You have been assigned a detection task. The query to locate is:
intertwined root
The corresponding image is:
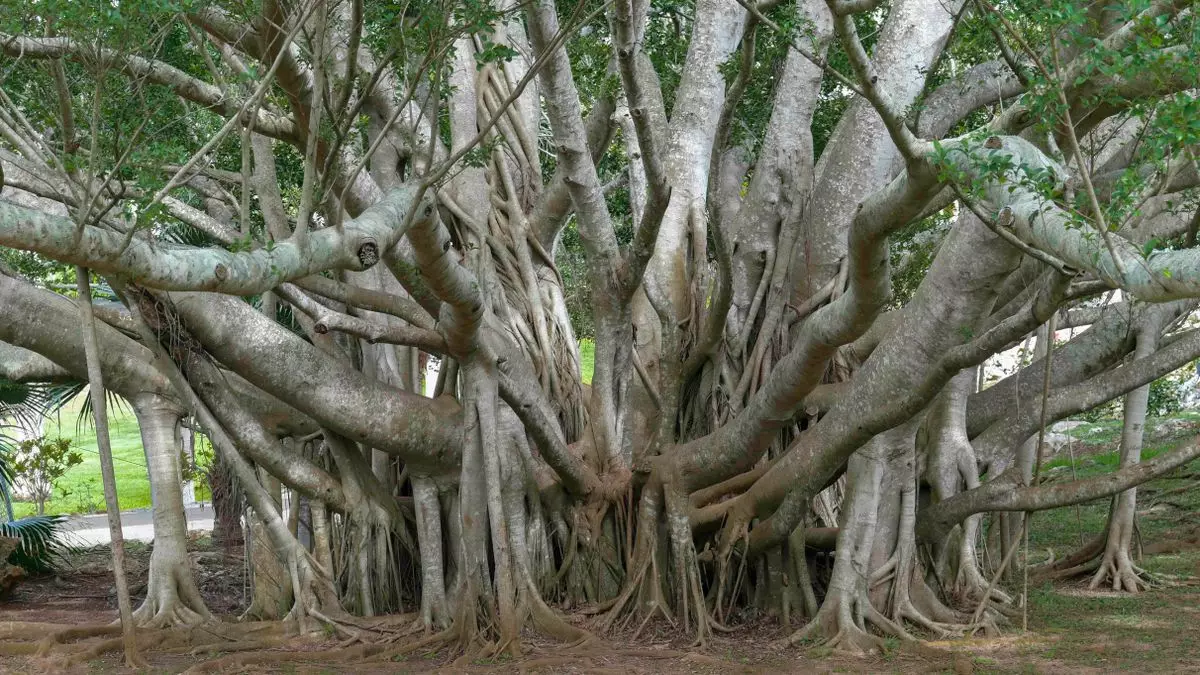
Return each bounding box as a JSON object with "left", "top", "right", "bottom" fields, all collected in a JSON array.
[
  {"left": 781, "top": 587, "right": 895, "bottom": 655},
  {"left": 1089, "top": 545, "right": 1157, "bottom": 593},
  {"left": 0, "top": 617, "right": 455, "bottom": 673},
  {"left": 132, "top": 572, "right": 215, "bottom": 629}
]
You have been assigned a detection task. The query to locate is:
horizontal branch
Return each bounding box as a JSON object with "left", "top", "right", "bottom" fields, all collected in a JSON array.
[
  {"left": 0, "top": 341, "right": 74, "bottom": 382},
  {"left": 0, "top": 184, "right": 431, "bottom": 295},
  {"left": 920, "top": 326, "right": 1200, "bottom": 542},
  {"left": 290, "top": 274, "right": 436, "bottom": 331}
]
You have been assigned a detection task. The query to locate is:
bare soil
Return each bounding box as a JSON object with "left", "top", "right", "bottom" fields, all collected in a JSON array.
[{"left": 1, "top": 537, "right": 1198, "bottom": 673}]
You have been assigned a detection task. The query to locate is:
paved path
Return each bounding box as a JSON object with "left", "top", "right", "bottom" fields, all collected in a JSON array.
[{"left": 60, "top": 505, "right": 215, "bottom": 547}]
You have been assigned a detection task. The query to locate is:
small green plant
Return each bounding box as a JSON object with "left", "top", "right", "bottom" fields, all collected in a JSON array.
[
  {"left": 10, "top": 436, "right": 83, "bottom": 516},
  {"left": 70, "top": 478, "right": 103, "bottom": 515}
]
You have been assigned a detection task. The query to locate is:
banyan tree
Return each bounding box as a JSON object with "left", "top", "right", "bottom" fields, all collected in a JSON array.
[{"left": 1, "top": 0, "right": 1199, "bottom": 663}]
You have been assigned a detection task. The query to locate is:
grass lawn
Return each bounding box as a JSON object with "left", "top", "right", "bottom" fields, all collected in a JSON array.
[
  {"left": 579, "top": 339, "right": 595, "bottom": 385},
  {"left": 968, "top": 412, "right": 1200, "bottom": 672},
  {"left": 9, "top": 394, "right": 152, "bottom": 518}
]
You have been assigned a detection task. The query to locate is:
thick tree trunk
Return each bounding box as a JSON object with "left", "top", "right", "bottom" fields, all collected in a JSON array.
[
  {"left": 242, "top": 471, "right": 293, "bottom": 620},
  {"left": 131, "top": 393, "right": 213, "bottom": 627},
  {"left": 1091, "top": 328, "right": 1156, "bottom": 592}
]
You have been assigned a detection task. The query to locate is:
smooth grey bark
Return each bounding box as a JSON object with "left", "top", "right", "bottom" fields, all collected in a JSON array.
[
  {"left": 0, "top": 342, "right": 73, "bottom": 382},
  {"left": 924, "top": 370, "right": 1008, "bottom": 605},
  {"left": 0, "top": 272, "right": 173, "bottom": 399},
  {"left": 130, "top": 393, "right": 213, "bottom": 627},
  {"left": 413, "top": 475, "right": 450, "bottom": 629},
  {"left": 243, "top": 472, "right": 293, "bottom": 621},
  {"left": 0, "top": 185, "right": 427, "bottom": 295},
  {"left": 1090, "top": 325, "right": 1155, "bottom": 592},
  {"left": 169, "top": 291, "right": 463, "bottom": 473},
  {"left": 790, "top": 0, "right": 962, "bottom": 304},
  {"left": 76, "top": 267, "right": 142, "bottom": 666}
]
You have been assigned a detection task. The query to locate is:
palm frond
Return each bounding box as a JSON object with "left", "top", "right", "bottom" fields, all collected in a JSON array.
[
  {"left": 74, "top": 386, "right": 130, "bottom": 435},
  {"left": 0, "top": 515, "right": 69, "bottom": 573},
  {"left": 0, "top": 378, "right": 81, "bottom": 427},
  {"left": 160, "top": 221, "right": 220, "bottom": 247},
  {"left": 0, "top": 447, "right": 13, "bottom": 523}
]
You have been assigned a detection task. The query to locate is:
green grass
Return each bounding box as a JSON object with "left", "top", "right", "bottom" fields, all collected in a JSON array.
[
  {"left": 1015, "top": 574, "right": 1200, "bottom": 672},
  {"left": 1031, "top": 414, "right": 1200, "bottom": 555},
  {"left": 10, "top": 394, "right": 152, "bottom": 517},
  {"left": 967, "top": 412, "right": 1200, "bottom": 672},
  {"left": 579, "top": 339, "right": 595, "bottom": 385}
]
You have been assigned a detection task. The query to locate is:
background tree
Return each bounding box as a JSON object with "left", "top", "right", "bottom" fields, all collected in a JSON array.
[{"left": 9, "top": 436, "right": 81, "bottom": 516}]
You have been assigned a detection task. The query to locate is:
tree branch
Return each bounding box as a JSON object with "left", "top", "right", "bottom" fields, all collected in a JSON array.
[{"left": 0, "top": 184, "right": 431, "bottom": 295}]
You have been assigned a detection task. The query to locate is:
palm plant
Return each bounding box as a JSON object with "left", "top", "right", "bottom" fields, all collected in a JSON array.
[
  {"left": 0, "top": 378, "right": 78, "bottom": 572},
  {"left": 0, "top": 515, "right": 68, "bottom": 573}
]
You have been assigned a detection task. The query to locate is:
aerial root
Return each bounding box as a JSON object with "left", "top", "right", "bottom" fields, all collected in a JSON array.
[
  {"left": 363, "top": 624, "right": 460, "bottom": 663},
  {"left": 597, "top": 550, "right": 674, "bottom": 635},
  {"left": 37, "top": 628, "right": 170, "bottom": 669},
  {"left": 174, "top": 637, "right": 294, "bottom": 656}
]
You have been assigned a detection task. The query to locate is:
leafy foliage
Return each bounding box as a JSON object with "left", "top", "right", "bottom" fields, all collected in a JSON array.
[{"left": 0, "top": 515, "right": 68, "bottom": 573}]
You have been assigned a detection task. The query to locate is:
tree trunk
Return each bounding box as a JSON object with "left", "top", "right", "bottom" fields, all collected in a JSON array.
[
  {"left": 1090, "top": 327, "right": 1156, "bottom": 592},
  {"left": 242, "top": 470, "right": 293, "bottom": 620},
  {"left": 131, "top": 393, "right": 213, "bottom": 627}
]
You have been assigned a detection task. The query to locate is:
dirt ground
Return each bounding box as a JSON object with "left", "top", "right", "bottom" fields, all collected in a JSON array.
[{"left": 1, "top": 532, "right": 1199, "bottom": 673}]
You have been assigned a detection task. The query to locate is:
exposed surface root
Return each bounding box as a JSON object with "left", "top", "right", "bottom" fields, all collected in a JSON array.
[
  {"left": 35, "top": 623, "right": 121, "bottom": 656},
  {"left": 781, "top": 588, "right": 899, "bottom": 655},
  {"left": 1089, "top": 546, "right": 1156, "bottom": 593}
]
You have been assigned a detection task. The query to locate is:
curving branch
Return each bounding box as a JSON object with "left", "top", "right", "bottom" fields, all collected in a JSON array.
[
  {"left": 671, "top": 152, "right": 944, "bottom": 493},
  {"left": 276, "top": 282, "right": 447, "bottom": 354},
  {"left": 0, "top": 341, "right": 74, "bottom": 382},
  {"left": 169, "top": 290, "right": 464, "bottom": 473},
  {"left": 0, "top": 33, "right": 296, "bottom": 140},
  {"left": 920, "top": 327, "right": 1200, "bottom": 542},
  {"left": 980, "top": 139, "right": 1200, "bottom": 301},
  {"left": 0, "top": 184, "right": 431, "bottom": 295},
  {"left": 917, "top": 60, "right": 1024, "bottom": 139}
]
